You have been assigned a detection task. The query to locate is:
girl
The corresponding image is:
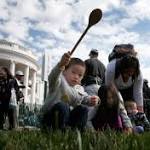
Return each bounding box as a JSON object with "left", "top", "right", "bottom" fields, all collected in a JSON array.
[{"left": 92, "top": 84, "right": 132, "bottom": 133}]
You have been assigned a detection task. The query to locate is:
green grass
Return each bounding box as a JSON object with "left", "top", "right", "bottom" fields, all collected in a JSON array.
[{"left": 0, "top": 129, "right": 150, "bottom": 150}]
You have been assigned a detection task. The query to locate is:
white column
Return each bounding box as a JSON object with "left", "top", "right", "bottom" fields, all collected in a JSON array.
[
  {"left": 31, "top": 70, "right": 36, "bottom": 105},
  {"left": 10, "top": 60, "right": 15, "bottom": 76},
  {"left": 23, "top": 66, "right": 29, "bottom": 103}
]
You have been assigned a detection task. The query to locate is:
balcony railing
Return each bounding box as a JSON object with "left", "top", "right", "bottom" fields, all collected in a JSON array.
[{"left": 0, "top": 40, "right": 37, "bottom": 60}]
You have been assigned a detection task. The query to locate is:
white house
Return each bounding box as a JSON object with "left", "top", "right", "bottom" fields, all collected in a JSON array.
[{"left": 0, "top": 39, "right": 44, "bottom": 108}]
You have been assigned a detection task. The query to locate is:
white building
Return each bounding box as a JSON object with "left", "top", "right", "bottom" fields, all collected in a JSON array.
[{"left": 0, "top": 39, "right": 44, "bottom": 108}]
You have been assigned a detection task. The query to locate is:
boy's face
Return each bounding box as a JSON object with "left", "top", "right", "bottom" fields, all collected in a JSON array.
[
  {"left": 16, "top": 75, "right": 24, "bottom": 81},
  {"left": 126, "top": 102, "right": 138, "bottom": 114},
  {"left": 63, "top": 64, "right": 85, "bottom": 86}
]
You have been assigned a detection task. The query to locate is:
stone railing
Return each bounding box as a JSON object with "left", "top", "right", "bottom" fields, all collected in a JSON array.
[{"left": 0, "top": 40, "right": 37, "bottom": 60}]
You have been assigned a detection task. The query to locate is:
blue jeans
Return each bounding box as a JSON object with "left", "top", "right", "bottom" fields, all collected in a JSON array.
[{"left": 42, "top": 102, "right": 88, "bottom": 131}]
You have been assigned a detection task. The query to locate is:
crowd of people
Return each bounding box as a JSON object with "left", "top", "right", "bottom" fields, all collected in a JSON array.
[
  {"left": 0, "top": 43, "right": 150, "bottom": 134},
  {"left": 40, "top": 44, "right": 150, "bottom": 134}
]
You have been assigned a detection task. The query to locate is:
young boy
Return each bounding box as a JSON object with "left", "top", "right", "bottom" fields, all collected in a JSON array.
[
  {"left": 125, "top": 101, "right": 150, "bottom": 133},
  {"left": 41, "top": 52, "right": 100, "bottom": 131}
]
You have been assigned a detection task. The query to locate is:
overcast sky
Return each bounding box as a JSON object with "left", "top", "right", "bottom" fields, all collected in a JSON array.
[{"left": 0, "top": 0, "right": 150, "bottom": 83}]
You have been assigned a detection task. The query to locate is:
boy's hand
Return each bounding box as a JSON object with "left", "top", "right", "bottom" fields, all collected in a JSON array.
[
  {"left": 137, "top": 106, "right": 144, "bottom": 113},
  {"left": 59, "top": 52, "right": 71, "bottom": 70},
  {"left": 123, "top": 127, "right": 133, "bottom": 134},
  {"left": 89, "top": 95, "right": 100, "bottom": 106}
]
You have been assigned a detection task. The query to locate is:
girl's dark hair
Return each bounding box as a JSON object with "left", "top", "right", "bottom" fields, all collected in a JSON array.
[
  {"left": 119, "top": 55, "right": 140, "bottom": 78},
  {"left": 92, "top": 84, "right": 120, "bottom": 130},
  {"left": 65, "top": 57, "right": 86, "bottom": 70},
  {"left": 1, "top": 66, "right": 13, "bottom": 79},
  {"left": 98, "top": 84, "right": 119, "bottom": 108}
]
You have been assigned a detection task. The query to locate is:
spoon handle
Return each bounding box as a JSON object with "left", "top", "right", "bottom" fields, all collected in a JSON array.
[{"left": 70, "top": 26, "right": 89, "bottom": 55}]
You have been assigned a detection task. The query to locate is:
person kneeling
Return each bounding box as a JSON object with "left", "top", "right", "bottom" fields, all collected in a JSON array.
[
  {"left": 92, "top": 84, "right": 133, "bottom": 134},
  {"left": 125, "top": 101, "right": 150, "bottom": 134},
  {"left": 41, "top": 52, "right": 100, "bottom": 131}
]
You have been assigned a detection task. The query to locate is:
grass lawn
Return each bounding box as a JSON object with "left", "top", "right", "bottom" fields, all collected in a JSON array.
[{"left": 0, "top": 129, "right": 150, "bottom": 150}]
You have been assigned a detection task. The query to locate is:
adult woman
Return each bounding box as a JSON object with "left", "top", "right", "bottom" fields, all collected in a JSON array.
[
  {"left": 105, "top": 55, "right": 143, "bottom": 112},
  {"left": 0, "top": 66, "right": 19, "bottom": 129}
]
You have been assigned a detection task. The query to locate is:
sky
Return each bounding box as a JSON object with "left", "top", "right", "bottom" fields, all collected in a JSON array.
[{"left": 0, "top": 0, "right": 150, "bottom": 83}]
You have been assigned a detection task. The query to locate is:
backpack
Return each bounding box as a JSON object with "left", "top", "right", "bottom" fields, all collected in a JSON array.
[{"left": 108, "top": 44, "right": 137, "bottom": 62}]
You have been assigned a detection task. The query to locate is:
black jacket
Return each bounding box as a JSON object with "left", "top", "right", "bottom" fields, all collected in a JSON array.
[{"left": 82, "top": 58, "right": 106, "bottom": 86}]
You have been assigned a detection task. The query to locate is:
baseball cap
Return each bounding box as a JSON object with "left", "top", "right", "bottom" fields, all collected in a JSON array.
[
  {"left": 144, "top": 79, "right": 148, "bottom": 83},
  {"left": 89, "top": 49, "right": 99, "bottom": 56},
  {"left": 15, "top": 70, "right": 24, "bottom": 76}
]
